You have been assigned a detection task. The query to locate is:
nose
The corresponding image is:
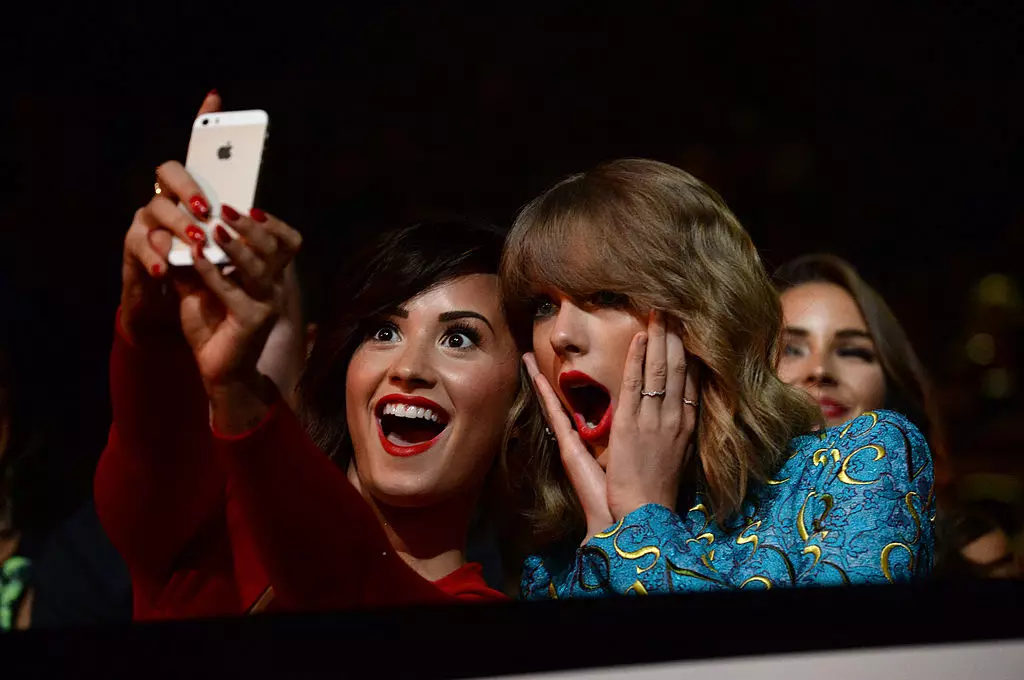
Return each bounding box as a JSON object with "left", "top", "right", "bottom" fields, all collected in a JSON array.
[
  {"left": 804, "top": 349, "right": 838, "bottom": 387},
  {"left": 388, "top": 335, "right": 438, "bottom": 390},
  {"left": 549, "top": 300, "right": 589, "bottom": 357}
]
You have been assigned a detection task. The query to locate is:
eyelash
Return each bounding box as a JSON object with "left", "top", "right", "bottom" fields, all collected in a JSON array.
[
  {"left": 442, "top": 323, "right": 483, "bottom": 350},
  {"left": 782, "top": 342, "right": 876, "bottom": 363},
  {"left": 838, "top": 347, "right": 876, "bottom": 362}
]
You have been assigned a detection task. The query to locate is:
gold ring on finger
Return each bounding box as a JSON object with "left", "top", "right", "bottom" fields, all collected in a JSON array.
[{"left": 683, "top": 398, "right": 699, "bottom": 407}]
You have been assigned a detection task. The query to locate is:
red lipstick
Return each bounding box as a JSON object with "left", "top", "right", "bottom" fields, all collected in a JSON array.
[
  {"left": 817, "top": 397, "right": 850, "bottom": 421},
  {"left": 375, "top": 394, "right": 450, "bottom": 457},
  {"left": 558, "top": 371, "right": 613, "bottom": 443}
]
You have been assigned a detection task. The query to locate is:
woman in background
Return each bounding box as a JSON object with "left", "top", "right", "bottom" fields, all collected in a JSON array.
[{"left": 772, "top": 254, "right": 949, "bottom": 488}]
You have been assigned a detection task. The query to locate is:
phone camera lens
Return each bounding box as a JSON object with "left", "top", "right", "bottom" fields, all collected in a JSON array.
[{"left": 202, "top": 119, "right": 209, "bottom": 126}]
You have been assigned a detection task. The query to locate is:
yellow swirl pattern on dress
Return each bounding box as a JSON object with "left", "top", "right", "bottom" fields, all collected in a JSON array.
[
  {"left": 547, "top": 583, "right": 558, "bottom": 599},
  {"left": 688, "top": 503, "right": 711, "bottom": 533},
  {"left": 612, "top": 530, "right": 662, "bottom": 575},
  {"left": 796, "top": 492, "right": 834, "bottom": 541},
  {"left": 736, "top": 521, "right": 761, "bottom": 555},
  {"left": 838, "top": 444, "right": 886, "bottom": 485},
  {"left": 802, "top": 545, "right": 822, "bottom": 567},
  {"left": 686, "top": 532, "right": 715, "bottom": 547},
  {"left": 740, "top": 576, "right": 772, "bottom": 589},
  {"left": 839, "top": 410, "right": 879, "bottom": 439},
  {"left": 594, "top": 518, "right": 625, "bottom": 539},
  {"left": 812, "top": 447, "right": 841, "bottom": 467},
  {"left": 766, "top": 477, "right": 791, "bottom": 485},
  {"left": 626, "top": 580, "right": 649, "bottom": 595},
  {"left": 880, "top": 542, "right": 915, "bottom": 583}
]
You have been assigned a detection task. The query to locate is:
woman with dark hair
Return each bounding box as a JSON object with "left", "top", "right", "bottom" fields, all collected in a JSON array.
[
  {"left": 499, "top": 159, "right": 936, "bottom": 597},
  {"left": 772, "top": 254, "right": 948, "bottom": 470},
  {"left": 95, "top": 99, "right": 521, "bottom": 617}
]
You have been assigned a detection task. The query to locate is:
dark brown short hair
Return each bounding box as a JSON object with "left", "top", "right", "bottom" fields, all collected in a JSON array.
[
  {"left": 500, "top": 158, "right": 821, "bottom": 542},
  {"left": 300, "top": 218, "right": 515, "bottom": 467}
]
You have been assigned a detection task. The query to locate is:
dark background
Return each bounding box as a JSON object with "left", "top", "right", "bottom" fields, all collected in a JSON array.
[{"left": 6, "top": 4, "right": 1022, "bottom": 513}]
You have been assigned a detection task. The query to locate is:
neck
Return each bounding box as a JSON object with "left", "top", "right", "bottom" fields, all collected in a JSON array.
[{"left": 346, "top": 463, "right": 476, "bottom": 583}]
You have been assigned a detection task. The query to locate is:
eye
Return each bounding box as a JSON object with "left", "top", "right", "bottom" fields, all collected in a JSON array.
[
  {"left": 532, "top": 296, "right": 557, "bottom": 320},
  {"left": 838, "top": 347, "right": 876, "bottom": 362},
  {"left": 442, "top": 324, "right": 482, "bottom": 350},
  {"left": 782, "top": 343, "right": 805, "bottom": 358},
  {"left": 591, "top": 291, "right": 629, "bottom": 307},
  {"left": 369, "top": 322, "right": 400, "bottom": 343}
]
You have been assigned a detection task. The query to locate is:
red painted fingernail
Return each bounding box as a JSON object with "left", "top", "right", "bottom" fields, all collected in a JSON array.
[
  {"left": 185, "top": 225, "right": 207, "bottom": 243},
  {"left": 221, "top": 204, "right": 240, "bottom": 221},
  {"left": 189, "top": 195, "right": 210, "bottom": 220},
  {"left": 249, "top": 207, "right": 268, "bottom": 222},
  {"left": 207, "top": 88, "right": 219, "bottom": 97},
  {"left": 214, "top": 225, "right": 232, "bottom": 245},
  {"left": 194, "top": 243, "right": 206, "bottom": 261},
  {"left": 151, "top": 263, "right": 162, "bottom": 277}
]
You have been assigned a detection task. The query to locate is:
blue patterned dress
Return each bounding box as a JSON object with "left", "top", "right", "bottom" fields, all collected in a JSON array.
[{"left": 521, "top": 410, "right": 935, "bottom": 598}]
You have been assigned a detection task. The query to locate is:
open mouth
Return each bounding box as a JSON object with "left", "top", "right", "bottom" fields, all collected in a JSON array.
[
  {"left": 376, "top": 396, "right": 450, "bottom": 457},
  {"left": 558, "top": 371, "right": 613, "bottom": 443}
]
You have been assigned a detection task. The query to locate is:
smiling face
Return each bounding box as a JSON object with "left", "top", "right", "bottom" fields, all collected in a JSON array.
[
  {"left": 344, "top": 274, "right": 520, "bottom": 508},
  {"left": 531, "top": 288, "right": 646, "bottom": 463},
  {"left": 777, "top": 282, "right": 887, "bottom": 427}
]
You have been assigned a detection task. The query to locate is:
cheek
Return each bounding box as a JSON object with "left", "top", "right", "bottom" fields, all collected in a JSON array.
[
  {"left": 532, "top": 323, "right": 559, "bottom": 381},
  {"left": 848, "top": 366, "right": 887, "bottom": 409},
  {"left": 453, "top": 360, "right": 520, "bottom": 420},
  {"left": 344, "top": 352, "right": 382, "bottom": 425},
  {"left": 776, "top": 359, "right": 802, "bottom": 385}
]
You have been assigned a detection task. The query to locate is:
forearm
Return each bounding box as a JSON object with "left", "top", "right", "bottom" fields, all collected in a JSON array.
[{"left": 95, "top": 308, "right": 226, "bottom": 577}]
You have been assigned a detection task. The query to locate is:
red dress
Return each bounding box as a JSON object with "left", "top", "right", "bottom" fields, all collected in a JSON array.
[{"left": 94, "top": 312, "right": 507, "bottom": 620}]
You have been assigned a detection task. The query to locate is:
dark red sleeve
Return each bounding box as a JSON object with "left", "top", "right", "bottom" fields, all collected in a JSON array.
[
  {"left": 93, "top": 309, "right": 227, "bottom": 605},
  {"left": 211, "top": 395, "right": 454, "bottom": 611}
]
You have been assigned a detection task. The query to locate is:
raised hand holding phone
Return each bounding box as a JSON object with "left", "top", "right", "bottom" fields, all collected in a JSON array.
[{"left": 119, "top": 91, "right": 223, "bottom": 344}]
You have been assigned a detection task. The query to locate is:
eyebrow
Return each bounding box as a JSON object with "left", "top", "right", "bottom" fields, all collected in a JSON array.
[
  {"left": 388, "top": 308, "right": 494, "bottom": 332},
  {"left": 439, "top": 310, "right": 494, "bottom": 332},
  {"left": 784, "top": 326, "right": 873, "bottom": 341}
]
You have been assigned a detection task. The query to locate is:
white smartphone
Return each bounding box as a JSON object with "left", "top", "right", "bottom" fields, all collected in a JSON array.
[{"left": 168, "top": 109, "right": 270, "bottom": 266}]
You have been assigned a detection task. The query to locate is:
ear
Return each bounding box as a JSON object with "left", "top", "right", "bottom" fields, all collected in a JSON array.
[{"left": 306, "top": 323, "right": 318, "bottom": 358}]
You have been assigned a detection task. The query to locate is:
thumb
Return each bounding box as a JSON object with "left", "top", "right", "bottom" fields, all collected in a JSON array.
[{"left": 197, "top": 89, "right": 222, "bottom": 117}]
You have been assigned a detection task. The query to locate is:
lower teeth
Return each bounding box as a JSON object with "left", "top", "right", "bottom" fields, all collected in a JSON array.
[{"left": 586, "top": 421, "right": 597, "bottom": 428}]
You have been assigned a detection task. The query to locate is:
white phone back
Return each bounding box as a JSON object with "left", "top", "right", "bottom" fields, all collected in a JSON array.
[{"left": 168, "top": 110, "right": 269, "bottom": 266}]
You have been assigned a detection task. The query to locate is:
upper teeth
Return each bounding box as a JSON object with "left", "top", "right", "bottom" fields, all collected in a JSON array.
[{"left": 382, "top": 403, "right": 441, "bottom": 422}]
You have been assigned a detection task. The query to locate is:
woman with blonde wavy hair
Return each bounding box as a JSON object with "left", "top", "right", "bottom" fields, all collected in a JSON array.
[{"left": 500, "top": 159, "right": 936, "bottom": 596}]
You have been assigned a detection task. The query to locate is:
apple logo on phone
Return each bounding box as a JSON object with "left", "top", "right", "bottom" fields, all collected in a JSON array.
[{"left": 217, "top": 142, "right": 232, "bottom": 160}]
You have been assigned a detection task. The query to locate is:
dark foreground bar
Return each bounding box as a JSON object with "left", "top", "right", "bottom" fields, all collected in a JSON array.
[{"left": 4, "top": 580, "right": 1023, "bottom": 678}]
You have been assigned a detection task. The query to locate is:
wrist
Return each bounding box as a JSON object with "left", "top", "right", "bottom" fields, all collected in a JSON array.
[
  {"left": 207, "top": 372, "right": 280, "bottom": 437},
  {"left": 612, "top": 491, "right": 678, "bottom": 519}
]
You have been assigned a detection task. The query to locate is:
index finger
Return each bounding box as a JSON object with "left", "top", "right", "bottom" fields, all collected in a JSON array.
[
  {"left": 196, "top": 89, "right": 221, "bottom": 118},
  {"left": 156, "top": 161, "right": 210, "bottom": 222},
  {"left": 617, "top": 331, "right": 649, "bottom": 416}
]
